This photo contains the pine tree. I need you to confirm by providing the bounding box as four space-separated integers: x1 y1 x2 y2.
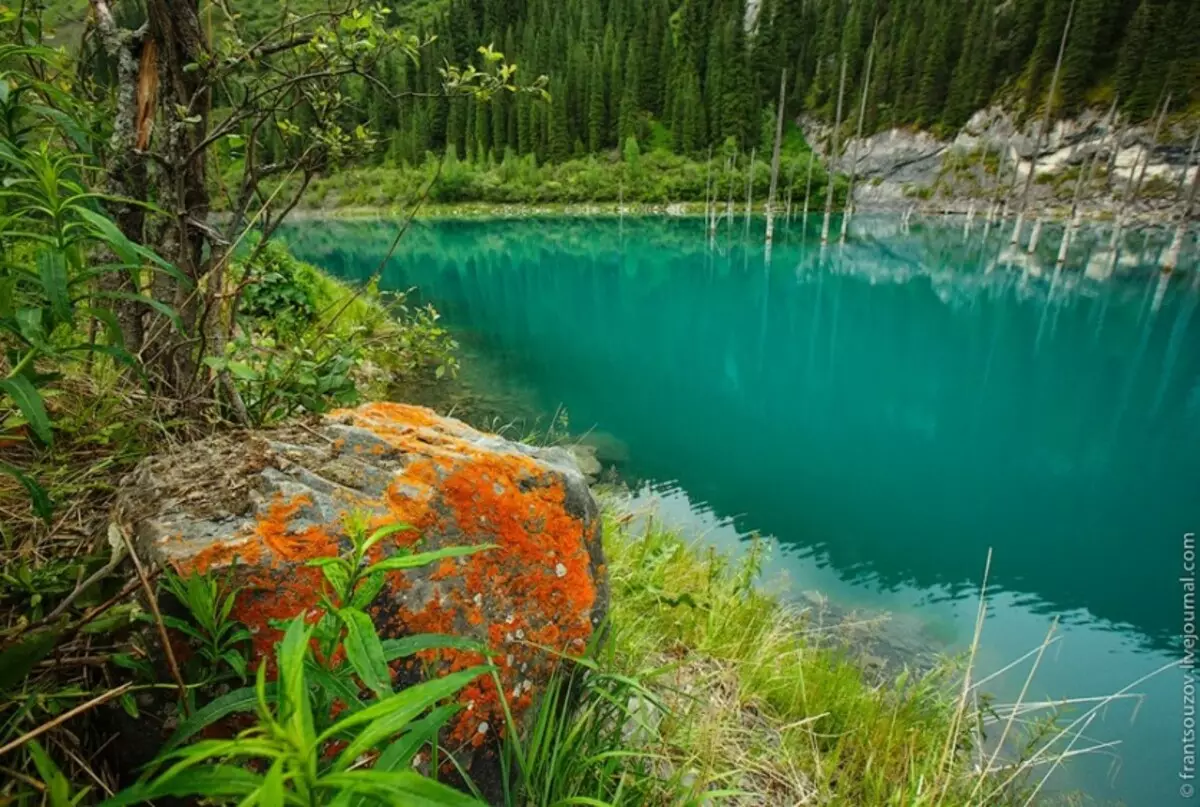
548 79 571 162
1115 0 1154 117
588 46 606 152
1060 0 1104 113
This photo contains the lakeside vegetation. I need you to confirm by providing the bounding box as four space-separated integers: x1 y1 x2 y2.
0 0 1181 804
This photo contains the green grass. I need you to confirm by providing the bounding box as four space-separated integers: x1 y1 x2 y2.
250 147 844 212
598 500 1042 806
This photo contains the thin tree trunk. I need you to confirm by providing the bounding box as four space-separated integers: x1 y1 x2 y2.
785 158 797 222
1132 94 1170 202
1111 93 1171 264
822 55 848 245
802 151 815 216
726 154 736 235
1012 0 1076 247
704 145 713 238
766 70 788 250
744 147 756 236
1163 129 1200 273
1058 98 1118 268
842 30 875 244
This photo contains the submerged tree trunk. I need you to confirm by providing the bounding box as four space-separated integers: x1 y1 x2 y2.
1111 93 1171 267
744 147 756 236
802 151 815 217
842 32 875 244
1012 0 1076 247
704 145 713 239
1057 98 1119 268
822 56 848 245
1163 129 1200 273
766 70 787 251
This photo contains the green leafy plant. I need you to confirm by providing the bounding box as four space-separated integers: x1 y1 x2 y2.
0 43 184 520
159 568 254 685
103 616 492 807
306 513 495 676
204 332 363 425
497 641 673 807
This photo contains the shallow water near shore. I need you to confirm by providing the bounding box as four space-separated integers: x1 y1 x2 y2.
284 214 1200 806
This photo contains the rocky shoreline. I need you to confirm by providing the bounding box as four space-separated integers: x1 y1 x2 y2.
804 105 1198 221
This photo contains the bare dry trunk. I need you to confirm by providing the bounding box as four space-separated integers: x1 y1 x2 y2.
1058 98 1118 268
1110 93 1171 268
822 55 848 245
744 147 756 236
802 152 815 217
90 1 151 353
766 70 787 250
1012 0 1076 247
1163 129 1200 273
842 33 875 244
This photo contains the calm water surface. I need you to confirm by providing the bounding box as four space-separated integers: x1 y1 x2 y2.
285 215 1200 806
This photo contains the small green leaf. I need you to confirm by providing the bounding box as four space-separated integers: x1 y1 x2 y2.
278 616 315 749
0 625 64 690
367 544 496 575
37 249 71 326
317 771 484 806
381 634 490 661
373 703 460 771
119 691 139 718
99 766 264 806
163 684 274 752
328 665 493 770
336 607 391 699
0 460 53 521
361 522 414 555
0 374 51 445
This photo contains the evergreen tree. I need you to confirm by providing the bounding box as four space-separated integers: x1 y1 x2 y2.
548 78 571 162
588 46 606 152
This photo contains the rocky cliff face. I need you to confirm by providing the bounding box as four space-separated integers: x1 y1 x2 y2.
804 106 1198 216
114 402 608 797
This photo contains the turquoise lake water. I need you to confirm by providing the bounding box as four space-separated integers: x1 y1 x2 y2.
285 215 1200 806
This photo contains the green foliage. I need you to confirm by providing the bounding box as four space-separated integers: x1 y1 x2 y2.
296 145 841 209
107 616 493 807
498 646 670 807
0 39 180 520
304 512 495 669
245 0 1200 182
159 568 253 686
599 501 1036 805
208 240 459 425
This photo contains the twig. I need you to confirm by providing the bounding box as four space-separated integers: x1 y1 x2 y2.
0 683 132 758
43 545 127 623
117 526 189 714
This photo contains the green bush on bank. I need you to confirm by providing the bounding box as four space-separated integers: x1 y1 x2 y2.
207 240 459 425
262 143 847 212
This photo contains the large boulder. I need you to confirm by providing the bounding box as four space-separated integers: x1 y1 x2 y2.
114 402 607 793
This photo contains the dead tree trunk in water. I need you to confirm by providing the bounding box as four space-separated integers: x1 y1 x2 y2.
766 70 788 251
822 55 848 245
726 153 736 231
802 151 815 217
704 146 713 238
744 147 756 236
1111 93 1171 263
1057 98 1119 268
1012 0 1076 248
1163 129 1200 273
842 30 875 244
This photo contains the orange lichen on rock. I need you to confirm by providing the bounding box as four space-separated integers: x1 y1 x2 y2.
328 403 602 747
179 493 341 661
143 403 605 772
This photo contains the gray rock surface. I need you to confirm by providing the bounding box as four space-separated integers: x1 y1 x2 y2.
115 402 609 799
